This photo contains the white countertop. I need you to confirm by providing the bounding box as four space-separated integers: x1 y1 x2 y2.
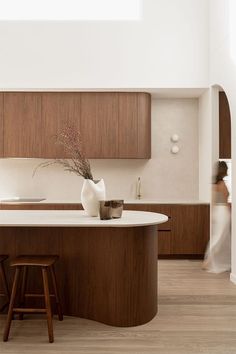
0 199 209 205
0 210 168 227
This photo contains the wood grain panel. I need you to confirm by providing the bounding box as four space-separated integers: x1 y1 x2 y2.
118 93 151 158
0 93 3 156
118 93 138 158
3 93 42 157
80 93 119 158
0 225 157 327
41 93 81 158
137 93 151 158
157 231 172 255
124 203 149 212
171 204 210 255
219 91 231 159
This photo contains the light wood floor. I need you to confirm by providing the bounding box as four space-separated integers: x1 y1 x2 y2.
1 260 236 354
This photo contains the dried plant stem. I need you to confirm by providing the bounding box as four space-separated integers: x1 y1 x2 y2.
33 124 93 180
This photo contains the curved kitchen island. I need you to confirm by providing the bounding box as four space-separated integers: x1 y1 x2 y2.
0 210 168 327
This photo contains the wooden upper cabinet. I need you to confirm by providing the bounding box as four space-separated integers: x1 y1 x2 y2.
0 93 3 156
219 91 231 159
118 93 138 158
41 93 81 158
118 93 151 158
80 93 119 158
137 93 151 158
3 93 42 157
2 92 151 158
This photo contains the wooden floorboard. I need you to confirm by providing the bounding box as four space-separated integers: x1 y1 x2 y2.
1 260 236 353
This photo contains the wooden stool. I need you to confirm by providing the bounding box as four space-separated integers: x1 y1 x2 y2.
3 255 63 343
0 256 10 312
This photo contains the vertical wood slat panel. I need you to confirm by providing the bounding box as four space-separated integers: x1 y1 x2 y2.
118 93 138 158
3 93 42 157
0 225 157 327
0 93 3 156
171 204 210 255
138 93 151 158
41 92 81 158
2 92 151 158
80 92 119 158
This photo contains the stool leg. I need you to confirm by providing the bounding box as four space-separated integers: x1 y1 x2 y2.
50 265 63 321
3 267 21 342
19 266 28 320
42 267 54 343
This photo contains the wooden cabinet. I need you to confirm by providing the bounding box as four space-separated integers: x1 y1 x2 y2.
80 93 119 158
0 93 3 156
118 93 151 158
0 92 151 159
171 204 209 255
124 203 209 257
3 93 42 157
41 93 81 158
219 91 231 159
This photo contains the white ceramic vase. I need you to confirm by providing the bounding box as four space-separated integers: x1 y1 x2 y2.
81 179 106 217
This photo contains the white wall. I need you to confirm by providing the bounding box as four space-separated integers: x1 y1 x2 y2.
209 0 236 282
0 0 209 88
0 98 199 201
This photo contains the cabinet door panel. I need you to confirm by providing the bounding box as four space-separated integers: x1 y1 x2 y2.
137 93 151 158
41 93 81 158
118 93 138 158
0 93 3 156
158 231 172 255
118 93 151 158
80 93 119 158
171 205 209 254
4 93 42 157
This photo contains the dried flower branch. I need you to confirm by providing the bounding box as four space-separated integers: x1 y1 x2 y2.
33 124 93 180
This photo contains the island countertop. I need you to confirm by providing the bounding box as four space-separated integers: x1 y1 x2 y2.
0 210 168 227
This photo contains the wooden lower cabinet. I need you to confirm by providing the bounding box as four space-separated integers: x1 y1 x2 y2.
171 204 209 256
124 203 209 258
158 231 172 255
0 203 210 258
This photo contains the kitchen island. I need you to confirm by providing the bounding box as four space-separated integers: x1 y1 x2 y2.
0 210 167 327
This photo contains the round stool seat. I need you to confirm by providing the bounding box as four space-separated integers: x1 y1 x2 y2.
10 255 58 268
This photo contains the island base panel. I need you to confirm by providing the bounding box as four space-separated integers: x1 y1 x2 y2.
0 225 158 327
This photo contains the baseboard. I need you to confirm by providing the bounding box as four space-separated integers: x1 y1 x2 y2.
230 273 236 284
158 254 204 260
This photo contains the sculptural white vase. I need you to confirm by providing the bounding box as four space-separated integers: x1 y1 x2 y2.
81 179 106 217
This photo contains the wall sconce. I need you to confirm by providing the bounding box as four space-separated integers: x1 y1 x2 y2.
171 145 179 154
171 134 179 143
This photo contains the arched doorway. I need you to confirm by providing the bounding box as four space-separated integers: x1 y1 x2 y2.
210 85 232 273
